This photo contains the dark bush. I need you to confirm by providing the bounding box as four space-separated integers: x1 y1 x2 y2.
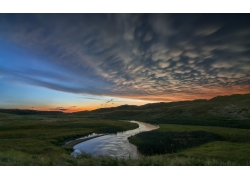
129 131 221 156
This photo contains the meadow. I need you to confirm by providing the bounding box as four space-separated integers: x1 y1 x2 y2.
1 112 250 165
0 94 250 165
128 124 250 165
0 112 138 165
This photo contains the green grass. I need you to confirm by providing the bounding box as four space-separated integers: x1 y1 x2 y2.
128 130 221 155
0 113 138 165
1 93 250 165
156 124 250 142
76 93 250 129
74 152 238 166
1 114 249 165
128 124 250 165
179 141 250 165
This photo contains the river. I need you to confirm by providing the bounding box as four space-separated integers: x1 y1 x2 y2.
71 121 159 159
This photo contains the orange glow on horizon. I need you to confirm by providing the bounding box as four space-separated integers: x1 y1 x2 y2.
118 86 250 102
56 90 250 113
9 89 250 113
64 106 97 113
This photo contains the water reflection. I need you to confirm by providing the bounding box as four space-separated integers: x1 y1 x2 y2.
71 121 159 159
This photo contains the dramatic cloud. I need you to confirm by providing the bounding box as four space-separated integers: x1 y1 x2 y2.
0 14 249 102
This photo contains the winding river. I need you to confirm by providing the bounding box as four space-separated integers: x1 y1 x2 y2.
71 121 159 159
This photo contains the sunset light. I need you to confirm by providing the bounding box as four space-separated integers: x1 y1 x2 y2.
1 14 249 112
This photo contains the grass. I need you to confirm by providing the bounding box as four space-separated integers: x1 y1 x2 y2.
0 113 138 165
74 152 238 166
76 94 250 129
155 124 250 142
1 93 250 165
0 149 238 166
1 114 250 165
128 130 221 155
128 124 250 165
179 141 250 165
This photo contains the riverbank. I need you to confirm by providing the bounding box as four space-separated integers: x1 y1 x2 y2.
62 134 105 148
0 114 138 165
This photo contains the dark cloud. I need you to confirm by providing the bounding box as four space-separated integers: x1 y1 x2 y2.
50 107 68 111
106 99 113 103
80 97 106 101
0 14 250 100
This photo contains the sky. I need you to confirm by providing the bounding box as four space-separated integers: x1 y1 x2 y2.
0 14 250 112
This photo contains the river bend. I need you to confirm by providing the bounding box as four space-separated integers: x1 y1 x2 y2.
71 121 158 159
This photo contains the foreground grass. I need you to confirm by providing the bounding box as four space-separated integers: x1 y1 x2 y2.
0 150 239 166
0 113 138 165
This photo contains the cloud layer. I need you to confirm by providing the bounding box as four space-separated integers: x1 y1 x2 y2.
0 14 250 101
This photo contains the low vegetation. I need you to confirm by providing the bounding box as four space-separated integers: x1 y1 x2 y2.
0 113 138 165
128 130 221 155
129 124 250 165
0 93 250 165
77 94 250 129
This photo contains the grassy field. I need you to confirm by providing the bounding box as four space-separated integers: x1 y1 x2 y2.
1 93 250 165
1 112 250 165
129 124 250 165
0 112 138 165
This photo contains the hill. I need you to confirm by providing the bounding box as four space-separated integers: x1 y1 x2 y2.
74 94 250 128
1 93 250 128
1 93 250 165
